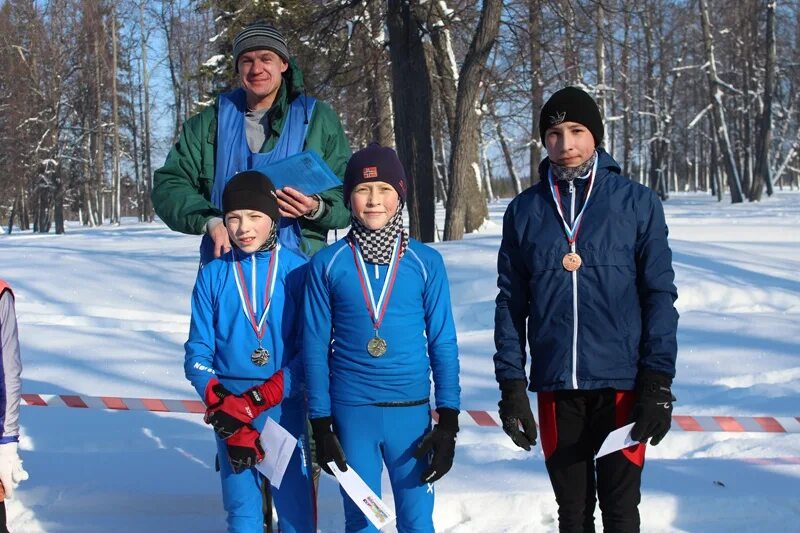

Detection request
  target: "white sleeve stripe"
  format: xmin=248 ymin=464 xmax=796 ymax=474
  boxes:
xmin=406 ymin=247 xmax=428 ymax=283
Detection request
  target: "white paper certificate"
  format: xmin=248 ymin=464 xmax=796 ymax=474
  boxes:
xmin=328 ymin=461 xmax=396 ymax=529
xmin=255 ymin=417 xmax=297 ymax=489
xmin=596 ymin=422 xmax=638 ymax=459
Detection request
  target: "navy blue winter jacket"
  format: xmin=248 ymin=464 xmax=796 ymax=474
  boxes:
xmin=493 ymin=149 xmax=678 ymax=392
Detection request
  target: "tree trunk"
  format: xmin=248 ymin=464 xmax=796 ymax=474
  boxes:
xmin=427 ymin=2 xmax=458 ymax=140
xmin=93 ymin=31 xmax=105 ymax=224
xmin=387 ymin=0 xmax=435 ymax=242
xmin=751 ymin=0 xmax=776 ymax=200
xmin=54 ymin=168 xmax=64 ymax=235
xmin=6 ymin=195 xmax=17 ymax=235
xmin=111 ymin=8 xmax=121 ymax=224
xmin=140 ymin=0 xmax=154 ymax=222
xmin=595 ymin=2 xmax=606 ymax=120
xmin=488 ymin=91 xmax=523 ymax=195
xmin=621 ymin=7 xmax=632 ymax=176
xmin=562 ymin=0 xmax=580 ymax=83
xmin=364 ymin=0 xmax=393 ymax=146
xmin=699 ymin=0 xmax=744 ymax=203
xmin=443 ymin=0 xmax=502 ymax=241
xmin=529 ymin=0 xmax=544 ymax=185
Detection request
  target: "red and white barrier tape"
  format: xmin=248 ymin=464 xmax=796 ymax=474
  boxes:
xmin=21 ymin=393 xmax=800 ymax=434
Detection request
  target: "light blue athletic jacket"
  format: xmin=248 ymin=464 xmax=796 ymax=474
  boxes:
xmin=303 ymin=237 xmax=460 ymax=418
xmin=184 ymin=246 xmax=307 ymax=399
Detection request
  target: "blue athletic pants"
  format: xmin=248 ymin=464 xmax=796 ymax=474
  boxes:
xmin=216 ymin=379 xmax=314 ymax=533
xmin=332 ymin=402 xmax=435 ymax=533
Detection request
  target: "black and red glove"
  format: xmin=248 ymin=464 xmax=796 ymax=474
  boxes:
xmin=226 ymin=425 xmax=265 ymax=473
xmin=203 ymin=371 xmax=285 ymax=439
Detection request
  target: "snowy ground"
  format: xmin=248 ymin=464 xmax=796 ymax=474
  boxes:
xmin=1 ymin=191 xmax=798 ymax=532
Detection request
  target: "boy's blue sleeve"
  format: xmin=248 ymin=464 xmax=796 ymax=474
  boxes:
xmin=635 ymin=190 xmax=679 ymax=377
xmin=280 ymin=263 xmax=308 ymax=400
xmin=302 ymin=256 xmax=333 ymax=418
xmin=184 ymin=270 xmax=216 ymax=399
xmin=423 ymin=252 xmax=460 ymax=411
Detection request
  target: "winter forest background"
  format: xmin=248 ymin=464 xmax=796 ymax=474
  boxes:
xmin=0 ymin=0 xmax=797 ymax=242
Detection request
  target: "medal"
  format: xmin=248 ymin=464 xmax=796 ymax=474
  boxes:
xmin=251 ymin=346 xmax=270 ymax=366
xmin=548 ymin=155 xmax=598 ymax=273
xmin=350 ymin=233 xmax=403 ymax=358
xmin=367 ymin=334 xmax=387 ymax=357
xmin=562 ymin=252 xmax=582 ymax=272
xmin=232 ymin=245 xmax=280 ymax=367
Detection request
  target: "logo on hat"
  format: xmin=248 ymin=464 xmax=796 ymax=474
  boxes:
xmin=549 ymin=111 xmax=566 ymax=126
xmin=363 ymin=166 xmax=379 ymax=179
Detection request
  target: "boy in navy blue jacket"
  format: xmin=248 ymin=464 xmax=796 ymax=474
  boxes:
xmin=493 ymin=87 xmax=679 ymax=533
xmin=303 ymin=144 xmax=460 ymax=532
xmin=185 ymin=170 xmax=313 ymax=533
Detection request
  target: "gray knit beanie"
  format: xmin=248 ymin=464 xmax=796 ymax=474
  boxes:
xmin=232 ymin=22 xmax=289 ymax=72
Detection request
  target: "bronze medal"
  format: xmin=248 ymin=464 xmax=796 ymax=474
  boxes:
xmin=367 ymin=336 xmax=387 ymax=357
xmin=562 ymin=252 xmax=582 ymax=272
xmin=251 ymin=346 xmax=270 ymax=366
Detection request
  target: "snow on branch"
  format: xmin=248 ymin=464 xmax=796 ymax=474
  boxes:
xmin=688 ymin=104 xmax=713 ymax=129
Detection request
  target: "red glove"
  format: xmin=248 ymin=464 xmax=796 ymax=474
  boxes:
xmin=203 ymin=371 xmax=285 ymax=439
xmin=226 ymin=425 xmax=265 ymax=473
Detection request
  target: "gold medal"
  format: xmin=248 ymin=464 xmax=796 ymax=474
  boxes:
xmin=562 ymin=252 xmax=582 ymax=272
xmin=251 ymin=347 xmax=270 ymax=366
xmin=367 ymin=336 xmax=387 ymax=357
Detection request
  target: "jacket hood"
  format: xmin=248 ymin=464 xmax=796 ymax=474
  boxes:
xmin=537 ymin=148 xmax=622 ymax=183
xmin=283 ymin=57 xmax=305 ymax=102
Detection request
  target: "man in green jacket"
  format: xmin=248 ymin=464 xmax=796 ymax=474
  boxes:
xmin=152 ymin=21 xmax=351 ymax=261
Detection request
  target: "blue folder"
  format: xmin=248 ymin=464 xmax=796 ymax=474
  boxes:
xmin=261 ymin=150 xmax=342 ymax=196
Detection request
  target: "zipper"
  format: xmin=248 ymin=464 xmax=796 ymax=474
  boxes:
xmin=569 ymin=181 xmax=579 ymax=390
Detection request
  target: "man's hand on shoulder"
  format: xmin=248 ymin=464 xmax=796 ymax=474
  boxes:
xmin=206 ymin=217 xmax=231 ymax=258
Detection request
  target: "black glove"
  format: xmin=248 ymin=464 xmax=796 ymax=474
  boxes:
xmin=226 ymin=425 xmax=265 ymax=473
xmin=310 ymin=417 xmax=347 ymax=475
xmin=498 ymin=380 xmax=537 ymax=451
xmin=413 ymin=408 xmax=458 ymax=484
xmin=630 ymin=370 xmax=676 ymax=446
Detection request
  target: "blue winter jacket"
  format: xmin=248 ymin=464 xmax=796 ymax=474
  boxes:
xmin=185 ymin=245 xmax=308 ymax=399
xmin=493 ymin=149 xmax=678 ymax=392
xmin=303 ymin=238 xmax=460 ymax=419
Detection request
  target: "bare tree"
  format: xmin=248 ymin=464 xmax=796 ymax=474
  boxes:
xmin=698 ymin=0 xmax=744 ymax=203
xmin=387 ymin=0 xmax=435 ymax=242
xmin=443 ymin=0 xmax=502 ymax=241
xmin=751 ymin=0 xmax=776 ymax=201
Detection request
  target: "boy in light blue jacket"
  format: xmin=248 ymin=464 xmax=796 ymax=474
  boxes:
xmin=184 ymin=170 xmax=313 ymax=533
xmin=303 ymin=144 xmax=461 ymax=532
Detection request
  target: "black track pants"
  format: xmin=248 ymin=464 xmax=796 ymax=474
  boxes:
xmin=538 ymin=389 xmax=646 ymax=533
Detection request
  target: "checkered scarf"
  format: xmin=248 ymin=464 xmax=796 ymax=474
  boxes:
xmin=550 ymin=152 xmax=597 ymax=182
xmin=348 ymin=208 xmax=408 ymax=264
xmin=256 ymin=221 xmax=278 ymax=252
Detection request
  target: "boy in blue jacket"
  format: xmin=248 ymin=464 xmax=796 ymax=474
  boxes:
xmin=493 ymin=87 xmax=679 ymax=533
xmin=184 ymin=170 xmax=313 ymax=533
xmin=303 ymin=144 xmax=460 ymax=532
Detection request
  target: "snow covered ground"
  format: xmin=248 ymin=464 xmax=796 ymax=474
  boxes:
xmin=1 ymin=191 xmax=798 ymax=532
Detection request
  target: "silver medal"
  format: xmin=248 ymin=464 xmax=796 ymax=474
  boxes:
xmin=251 ymin=347 xmax=270 ymax=366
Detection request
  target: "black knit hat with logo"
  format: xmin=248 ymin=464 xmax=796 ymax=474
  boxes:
xmin=222 ymin=170 xmax=279 ymax=221
xmin=232 ymin=22 xmax=290 ymax=72
xmin=539 ymin=86 xmax=604 ymax=147
xmin=343 ymin=143 xmax=408 ymax=207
